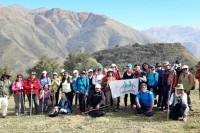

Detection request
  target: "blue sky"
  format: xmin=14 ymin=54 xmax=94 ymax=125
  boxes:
xmin=0 ymin=0 xmax=199 ymax=30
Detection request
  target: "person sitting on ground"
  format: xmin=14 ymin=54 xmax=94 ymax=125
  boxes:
xmin=135 ymin=83 xmax=154 ymax=117
xmin=39 ymin=84 xmax=52 ymax=113
xmin=88 ymin=84 xmax=106 ymax=117
xmin=58 ymin=92 xmax=72 ymax=114
xmin=169 ymin=84 xmax=189 ymax=122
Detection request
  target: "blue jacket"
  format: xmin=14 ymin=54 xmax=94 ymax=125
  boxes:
xmin=74 ymin=76 xmax=89 ymax=94
xmin=147 ymin=72 xmax=158 ymax=87
xmin=59 ymin=97 xmax=72 ymax=113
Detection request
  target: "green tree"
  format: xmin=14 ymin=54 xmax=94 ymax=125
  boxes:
xmin=27 ymin=55 xmax=61 ymax=78
xmin=64 ymin=52 xmax=102 ymax=73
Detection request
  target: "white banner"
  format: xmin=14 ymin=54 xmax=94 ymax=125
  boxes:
xmin=109 ymin=79 xmax=139 ymax=98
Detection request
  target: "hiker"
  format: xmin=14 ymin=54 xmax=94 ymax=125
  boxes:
xmin=23 ymin=72 xmax=41 ymax=115
xmin=102 ymin=68 xmax=108 ymax=76
xmin=58 ymin=69 xmax=65 ymax=81
xmin=92 ymin=67 xmax=104 ymax=88
xmin=135 ymin=83 xmax=154 ymax=117
xmin=123 ymin=63 xmax=135 ymax=109
xmin=0 ymin=72 xmax=12 ymax=118
xmin=58 ymin=92 xmax=72 ymax=114
xmin=169 ymin=84 xmax=189 ymax=121
xmin=59 ymin=71 xmax=73 ymax=107
xmin=12 ymin=74 xmax=25 ymax=116
xmin=110 ymin=64 xmax=121 ymax=110
xmin=155 ymin=63 xmax=163 ymax=108
xmin=134 ymin=64 xmax=147 ymax=89
xmin=101 ymin=68 xmax=118 ymax=111
xmin=39 ymin=84 xmax=52 ymax=113
xmin=195 ymin=61 xmax=200 ymax=89
xmin=87 ymin=69 xmax=95 ymax=92
xmin=50 ymin=72 xmax=61 ymax=106
xmin=40 ymin=71 xmax=51 ymax=88
xmin=142 ymin=62 xmax=150 ymax=77
xmin=178 ymin=65 xmax=195 ymax=111
xmin=172 ymin=60 xmax=182 ymax=79
xmin=147 ymin=66 xmax=159 ymax=105
xmin=161 ymin=61 xmax=177 ymax=111
xmin=88 ymin=84 xmax=106 ymax=117
xmin=74 ymin=70 xmax=89 ymax=114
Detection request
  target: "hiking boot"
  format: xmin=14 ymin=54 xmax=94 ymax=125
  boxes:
xmin=2 ymin=115 xmax=6 ymax=118
xmin=15 ymin=112 xmax=19 ymax=116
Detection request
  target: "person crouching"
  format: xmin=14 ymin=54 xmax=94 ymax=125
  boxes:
xmin=58 ymin=92 xmax=72 ymax=114
xmin=88 ymin=84 xmax=106 ymax=117
xmin=135 ymin=83 xmax=154 ymax=117
xmin=39 ymin=84 xmax=52 ymax=113
xmin=169 ymin=84 xmax=189 ymax=122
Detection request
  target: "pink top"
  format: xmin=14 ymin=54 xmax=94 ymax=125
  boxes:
xmin=12 ymin=81 xmax=24 ymax=95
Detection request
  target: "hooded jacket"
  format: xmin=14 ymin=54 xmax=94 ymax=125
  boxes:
xmin=0 ymin=79 xmax=12 ymax=97
xmin=23 ymin=77 xmax=41 ymax=96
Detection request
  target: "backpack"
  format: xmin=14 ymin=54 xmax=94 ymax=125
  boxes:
xmin=188 ymin=73 xmax=199 ymax=90
xmin=48 ymin=107 xmax=59 ymax=117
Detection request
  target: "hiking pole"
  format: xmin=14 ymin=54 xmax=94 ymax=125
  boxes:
xmin=75 ymin=92 xmax=78 ymax=113
xmin=19 ymin=87 xmax=22 ymax=116
xmin=82 ymin=105 xmax=108 ymax=114
xmin=167 ymin=70 xmax=175 ymax=120
xmin=30 ymin=84 xmax=33 ymax=116
xmin=42 ymin=89 xmax=44 ymax=115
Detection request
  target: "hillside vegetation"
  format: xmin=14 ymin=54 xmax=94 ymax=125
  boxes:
xmin=92 ymin=43 xmax=198 ymax=70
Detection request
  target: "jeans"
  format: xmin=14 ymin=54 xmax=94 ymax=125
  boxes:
xmin=161 ymin=85 xmax=170 ymax=109
xmin=14 ymin=94 xmax=25 ymax=114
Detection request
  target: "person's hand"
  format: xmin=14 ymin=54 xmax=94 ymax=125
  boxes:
xmin=96 ymin=104 xmax=100 ymax=110
xmin=76 ymin=91 xmax=80 ymax=94
xmin=85 ymin=93 xmax=88 ymax=96
xmin=31 ymin=84 xmax=34 ymax=89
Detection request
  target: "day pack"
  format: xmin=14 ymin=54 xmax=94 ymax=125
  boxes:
xmin=188 ymin=73 xmax=199 ymax=90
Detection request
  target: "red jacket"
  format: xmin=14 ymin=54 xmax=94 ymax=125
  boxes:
xmin=23 ymin=77 xmax=41 ymax=96
xmin=195 ymin=68 xmax=200 ymax=89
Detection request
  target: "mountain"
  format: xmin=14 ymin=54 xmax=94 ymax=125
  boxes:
xmin=92 ymin=43 xmax=198 ymax=70
xmin=142 ymin=26 xmax=200 ymax=59
xmin=0 ymin=5 xmax=156 ymax=74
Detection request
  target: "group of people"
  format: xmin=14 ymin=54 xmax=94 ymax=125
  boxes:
xmin=0 ymin=60 xmax=199 ymax=120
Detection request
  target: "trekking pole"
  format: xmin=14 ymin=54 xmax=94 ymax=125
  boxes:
xmin=75 ymin=92 xmax=78 ymax=113
xmin=19 ymin=87 xmax=21 ymax=116
xmin=42 ymin=89 xmax=44 ymax=114
xmin=82 ymin=105 xmax=108 ymax=114
xmin=30 ymin=85 xmax=33 ymax=116
xmin=167 ymin=70 xmax=175 ymax=120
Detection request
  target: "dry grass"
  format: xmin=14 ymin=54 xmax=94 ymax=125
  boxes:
xmin=0 ymin=90 xmax=200 ymax=133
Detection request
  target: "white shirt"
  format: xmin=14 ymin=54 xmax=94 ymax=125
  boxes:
xmin=92 ymin=74 xmax=104 ymax=85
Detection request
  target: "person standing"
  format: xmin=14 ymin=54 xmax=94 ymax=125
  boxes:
xmin=40 ymin=71 xmax=51 ymax=88
xmin=195 ymin=61 xmax=200 ymax=86
xmin=74 ymin=70 xmax=89 ymax=114
xmin=161 ymin=61 xmax=177 ymax=111
xmin=0 ymin=72 xmax=12 ymax=118
xmin=178 ymin=65 xmax=195 ymax=111
xmin=123 ymin=63 xmax=135 ymax=109
xmin=23 ymin=72 xmax=41 ymax=115
xmin=155 ymin=63 xmax=163 ymax=108
xmin=101 ymin=68 xmax=117 ymax=111
xmin=50 ymin=72 xmax=61 ymax=106
xmin=110 ymin=64 xmax=121 ymax=110
xmin=12 ymin=74 xmax=25 ymax=115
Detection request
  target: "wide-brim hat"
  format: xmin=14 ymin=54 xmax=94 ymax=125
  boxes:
xmin=163 ymin=61 xmax=171 ymax=66
xmin=2 ymin=72 xmax=11 ymax=77
xmin=175 ymin=84 xmax=184 ymax=90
